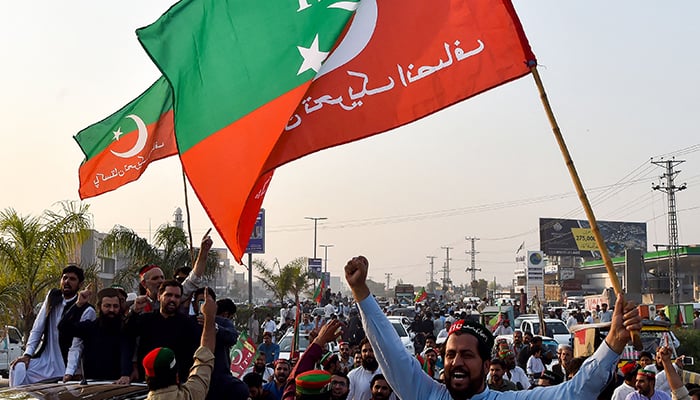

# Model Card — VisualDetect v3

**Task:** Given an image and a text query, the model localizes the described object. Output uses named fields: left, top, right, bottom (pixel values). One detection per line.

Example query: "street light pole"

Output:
left=305, top=216, right=327, bottom=258
left=319, top=244, right=334, bottom=274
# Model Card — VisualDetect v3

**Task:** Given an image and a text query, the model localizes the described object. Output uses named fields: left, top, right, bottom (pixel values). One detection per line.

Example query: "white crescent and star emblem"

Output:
left=297, top=35, right=328, bottom=75
left=110, top=114, right=149, bottom=159
left=296, top=0, right=376, bottom=77
left=231, top=349, right=243, bottom=365
left=316, top=0, right=378, bottom=79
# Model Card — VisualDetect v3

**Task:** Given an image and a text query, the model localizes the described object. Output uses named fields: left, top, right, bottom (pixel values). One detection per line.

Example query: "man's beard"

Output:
left=639, top=386, right=652, bottom=397
left=254, top=364, right=266, bottom=373
left=99, top=315, right=122, bottom=330
left=331, top=392, right=348, bottom=400
left=63, top=286, right=77, bottom=298
left=445, top=366, right=485, bottom=400
left=372, top=392, right=390, bottom=400
left=362, top=356, right=378, bottom=371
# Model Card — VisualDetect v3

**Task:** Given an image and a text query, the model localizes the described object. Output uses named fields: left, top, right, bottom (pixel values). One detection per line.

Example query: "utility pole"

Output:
left=465, top=236, right=482, bottom=286
left=385, top=273, right=392, bottom=291
left=652, top=158, right=687, bottom=304
left=319, top=244, right=334, bottom=274
left=441, top=246, right=453, bottom=290
left=304, top=216, right=327, bottom=259
left=305, top=216, right=327, bottom=293
left=426, top=256, right=437, bottom=293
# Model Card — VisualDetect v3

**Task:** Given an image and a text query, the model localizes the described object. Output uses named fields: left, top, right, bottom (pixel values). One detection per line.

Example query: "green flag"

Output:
left=74, top=77, right=176, bottom=199
left=137, top=0, right=358, bottom=261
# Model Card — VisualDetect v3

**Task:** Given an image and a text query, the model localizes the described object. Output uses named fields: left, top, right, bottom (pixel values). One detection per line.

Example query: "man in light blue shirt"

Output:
left=344, top=255, right=643, bottom=400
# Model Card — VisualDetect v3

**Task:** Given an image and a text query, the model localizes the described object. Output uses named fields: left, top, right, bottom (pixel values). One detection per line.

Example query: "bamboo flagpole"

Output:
left=529, top=65, right=642, bottom=349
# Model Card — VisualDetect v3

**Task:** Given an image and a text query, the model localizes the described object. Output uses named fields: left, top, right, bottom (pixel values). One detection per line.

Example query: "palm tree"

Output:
left=102, top=224, right=219, bottom=291
left=255, top=257, right=312, bottom=305
left=0, top=201, right=91, bottom=339
left=285, top=257, right=312, bottom=303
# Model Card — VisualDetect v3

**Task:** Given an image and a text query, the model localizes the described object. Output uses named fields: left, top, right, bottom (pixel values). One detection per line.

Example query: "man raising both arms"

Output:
left=344, top=255, right=643, bottom=400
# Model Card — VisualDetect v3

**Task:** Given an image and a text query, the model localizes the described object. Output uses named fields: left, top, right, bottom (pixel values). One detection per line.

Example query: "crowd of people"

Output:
left=6, top=248, right=700, bottom=400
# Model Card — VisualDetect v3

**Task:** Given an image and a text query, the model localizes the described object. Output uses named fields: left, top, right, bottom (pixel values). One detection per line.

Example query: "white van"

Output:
left=520, top=318, right=572, bottom=346
left=0, top=326, right=24, bottom=377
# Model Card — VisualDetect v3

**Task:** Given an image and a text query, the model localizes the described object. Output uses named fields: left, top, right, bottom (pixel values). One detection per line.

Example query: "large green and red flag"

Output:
left=74, top=77, right=177, bottom=199
left=262, top=0, right=536, bottom=171
left=137, top=0, right=358, bottom=261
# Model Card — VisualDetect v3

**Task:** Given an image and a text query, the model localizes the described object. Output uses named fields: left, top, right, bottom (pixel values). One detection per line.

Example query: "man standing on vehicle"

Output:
left=58, top=287, right=130, bottom=382
left=143, top=289, right=217, bottom=399
left=10, top=265, right=96, bottom=386
left=125, top=280, right=200, bottom=382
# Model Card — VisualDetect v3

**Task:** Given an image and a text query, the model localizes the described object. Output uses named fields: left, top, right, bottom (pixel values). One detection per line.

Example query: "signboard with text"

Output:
left=245, top=209, right=265, bottom=254
left=308, top=258, right=323, bottom=278
left=539, top=218, right=646, bottom=260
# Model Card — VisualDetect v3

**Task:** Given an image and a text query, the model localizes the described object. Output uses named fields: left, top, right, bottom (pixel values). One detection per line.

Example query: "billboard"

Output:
left=308, top=258, right=323, bottom=278
left=539, top=218, right=646, bottom=260
left=244, top=209, right=265, bottom=254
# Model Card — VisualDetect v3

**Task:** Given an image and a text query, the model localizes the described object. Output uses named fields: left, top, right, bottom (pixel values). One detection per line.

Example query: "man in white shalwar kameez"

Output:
left=10, top=265, right=96, bottom=386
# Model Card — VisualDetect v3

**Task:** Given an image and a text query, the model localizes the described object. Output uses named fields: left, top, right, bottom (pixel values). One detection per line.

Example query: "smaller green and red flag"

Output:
left=230, top=331, right=257, bottom=378
left=414, top=288, right=427, bottom=303
left=313, top=280, right=326, bottom=305
left=74, top=77, right=177, bottom=199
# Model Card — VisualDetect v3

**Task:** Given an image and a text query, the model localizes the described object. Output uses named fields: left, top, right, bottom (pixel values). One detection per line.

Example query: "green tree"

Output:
left=0, top=201, right=91, bottom=338
left=255, top=257, right=312, bottom=305
left=102, top=224, right=219, bottom=291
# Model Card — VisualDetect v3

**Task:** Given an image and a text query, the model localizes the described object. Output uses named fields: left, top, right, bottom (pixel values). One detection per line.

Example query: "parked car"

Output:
left=0, top=381, right=148, bottom=399
left=519, top=318, right=572, bottom=346
left=387, top=315, right=411, bottom=330
left=390, top=307, right=416, bottom=319
left=512, top=314, right=539, bottom=331
left=387, top=316, right=415, bottom=354
left=0, top=325, right=24, bottom=378
left=277, top=331, right=337, bottom=361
